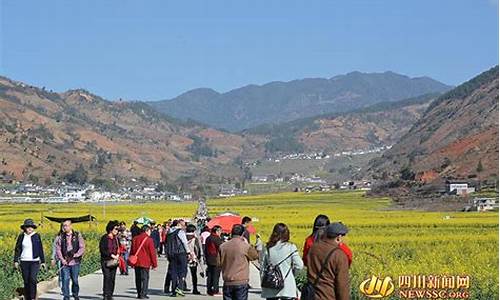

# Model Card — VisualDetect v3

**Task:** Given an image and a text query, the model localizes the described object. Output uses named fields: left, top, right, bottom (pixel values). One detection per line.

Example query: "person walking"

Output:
left=99, top=220, right=121, bottom=300
left=186, top=224, right=203, bottom=295
left=14, top=219, right=45, bottom=300
left=118, top=221, right=132, bottom=275
left=302, top=215, right=352, bottom=267
left=164, top=219, right=192, bottom=297
left=56, top=219, right=86, bottom=300
left=260, top=223, right=303, bottom=300
left=51, top=224, right=64, bottom=291
left=131, top=221, right=141, bottom=238
left=217, top=224, right=259, bottom=300
left=200, top=225, right=210, bottom=246
left=306, top=223, right=350, bottom=300
left=241, top=216, right=252, bottom=244
left=159, top=224, right=166, bottom=256
left=204, top=225, right=223, bottom=296
left=302, top=215, right=329, bottom=267
left=130, top=224, right=158, bottom=299
left=151, top=223, right=160, bottom=255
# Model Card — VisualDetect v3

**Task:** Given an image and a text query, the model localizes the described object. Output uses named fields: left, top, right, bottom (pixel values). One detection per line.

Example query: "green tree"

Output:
left=64, top=164, right=88, bottom=185
left=476, top=160, right=484, bottom=173
left=400, top=166, right=415, bottom=181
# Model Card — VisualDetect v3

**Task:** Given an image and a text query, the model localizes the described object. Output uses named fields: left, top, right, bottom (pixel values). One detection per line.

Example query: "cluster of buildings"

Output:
left=268, top=146, right=392, bottom=162
left=275, top=152, right=330, bottom=161
left=251, top=173, right=325, bottom=184
left=339, top=180, right=372, bottom=190
left=218, top=186, right=248, bottom=198
left=331, top=145, right=392, bottom=158
left=0, top=183, right=192, bottom=203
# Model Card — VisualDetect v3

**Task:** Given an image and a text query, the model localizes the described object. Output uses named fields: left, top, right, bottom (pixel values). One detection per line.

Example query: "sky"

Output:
left=0, top=0, right=498, bottom=101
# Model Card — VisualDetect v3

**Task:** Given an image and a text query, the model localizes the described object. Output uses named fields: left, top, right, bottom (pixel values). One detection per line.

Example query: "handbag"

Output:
left=105, top=258, right=119, bottom=268
left=128, top=236, right=148, bottom=267
left=104, top=237, right=120, bottom=268
left=300, top=248, right=339, bottom=300
left=261, top=248, right=297, bottom=290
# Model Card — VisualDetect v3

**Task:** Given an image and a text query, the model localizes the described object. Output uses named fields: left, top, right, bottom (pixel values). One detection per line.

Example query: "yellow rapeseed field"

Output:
left=0, top=191, right=497, bottom=299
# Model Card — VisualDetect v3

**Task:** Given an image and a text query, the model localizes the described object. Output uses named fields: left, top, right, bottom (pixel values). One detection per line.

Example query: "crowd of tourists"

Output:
left=13, top=214, right=351, bottom=300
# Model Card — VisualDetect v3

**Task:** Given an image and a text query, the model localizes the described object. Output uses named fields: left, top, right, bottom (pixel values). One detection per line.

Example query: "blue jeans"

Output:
left=121, top=251, right=129, bottom=274
left=167, top=254, right=188, bottom=292
left=223, top=284, right=249, bottom=300
left=61, top=264, right=81, bottom=299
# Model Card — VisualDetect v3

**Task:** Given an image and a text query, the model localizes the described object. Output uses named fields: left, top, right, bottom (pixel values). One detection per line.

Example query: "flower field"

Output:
left=0, top=191, right=497, bottom=299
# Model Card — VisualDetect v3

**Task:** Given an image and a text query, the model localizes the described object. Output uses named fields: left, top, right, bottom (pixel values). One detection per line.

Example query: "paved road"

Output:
left=40, top=257, right=262, bottom=300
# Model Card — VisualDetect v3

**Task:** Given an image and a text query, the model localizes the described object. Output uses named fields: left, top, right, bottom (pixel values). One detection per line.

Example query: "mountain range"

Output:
left=1, top=67, right=497, bottom=188
left=148, top=71, right=451, bottom=131
left=367, top=66, right=499, bottom=183
left=245, top=93, right=439, bottom=154
left=0, top=76, right=261, bottom=186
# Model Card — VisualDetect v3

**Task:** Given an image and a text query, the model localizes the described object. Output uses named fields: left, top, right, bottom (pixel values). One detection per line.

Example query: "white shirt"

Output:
left=20, top=232, right=39, bottom=261
left=201, top=231, right=210, bottom=245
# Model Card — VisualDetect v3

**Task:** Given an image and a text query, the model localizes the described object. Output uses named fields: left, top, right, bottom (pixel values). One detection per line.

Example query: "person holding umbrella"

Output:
left=14, top=219, right=46, bottom=300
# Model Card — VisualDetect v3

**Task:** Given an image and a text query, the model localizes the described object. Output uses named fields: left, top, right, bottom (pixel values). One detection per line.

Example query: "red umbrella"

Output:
left=207, top=213, right=256, bottom=234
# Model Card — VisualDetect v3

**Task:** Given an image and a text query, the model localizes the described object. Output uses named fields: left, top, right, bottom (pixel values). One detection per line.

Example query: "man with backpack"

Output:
left=304, top=222, right=350, bottom=300
left=55, top=219, right=86, bottom=300
left=164, top=219, right=192, bottom=297
left=217, top=224, right=259, bottom=300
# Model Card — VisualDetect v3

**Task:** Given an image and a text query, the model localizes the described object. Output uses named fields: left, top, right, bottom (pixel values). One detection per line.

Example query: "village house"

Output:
left=218, top=187, right=247, bottom=198
left=446, top=180, right=475, bottom=195
left=0, top=174, right=15, bottom=184
left=252, top=175, right=270, bottom=182
left=473, top=198, right=499, bottom=212
left=464, top=198, right=499, bottom=212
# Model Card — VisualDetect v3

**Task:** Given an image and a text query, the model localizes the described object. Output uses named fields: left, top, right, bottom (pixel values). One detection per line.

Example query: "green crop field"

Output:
left=0, top=191, right=497, bottom=299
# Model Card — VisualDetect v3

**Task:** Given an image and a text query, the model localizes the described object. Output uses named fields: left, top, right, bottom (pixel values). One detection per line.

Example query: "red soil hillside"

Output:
left=368, top=66, right=499, bottom=183
left=0, top=76, right=261, bottom=184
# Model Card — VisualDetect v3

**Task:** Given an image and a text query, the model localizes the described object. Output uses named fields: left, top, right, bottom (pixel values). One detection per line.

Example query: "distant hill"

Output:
left=0, top=76, right=262, bottom=185
left=148, top=71, right=452, bottom=131
left=245, top=93, right=440, bottom=154
left=367, top=66, right=499, bottom=183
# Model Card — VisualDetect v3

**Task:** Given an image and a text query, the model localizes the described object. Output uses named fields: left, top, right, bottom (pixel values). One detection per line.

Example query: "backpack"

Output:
left=165, top=229, right=185, bottom=257
left=261, top=247, right=297, bottom=290
left=300, top=248, right=339, bottom=300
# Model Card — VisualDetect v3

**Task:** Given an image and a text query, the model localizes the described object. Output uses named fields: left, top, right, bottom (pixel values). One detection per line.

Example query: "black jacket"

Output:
left=99, top=234, right=119, bottom=261
left=204, top=234, right=223, bottom=266
left=14, top=232, right=45, bottom=263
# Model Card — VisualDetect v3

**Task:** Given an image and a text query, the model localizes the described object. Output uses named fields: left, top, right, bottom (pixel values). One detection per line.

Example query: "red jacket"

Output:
left=130, top=232, right=158, bottom=269
left=303, top=234, right=352, bottom=267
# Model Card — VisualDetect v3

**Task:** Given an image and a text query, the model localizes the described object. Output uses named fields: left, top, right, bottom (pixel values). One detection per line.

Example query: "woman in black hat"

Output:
left=14, top=218, right=45, bottom=300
